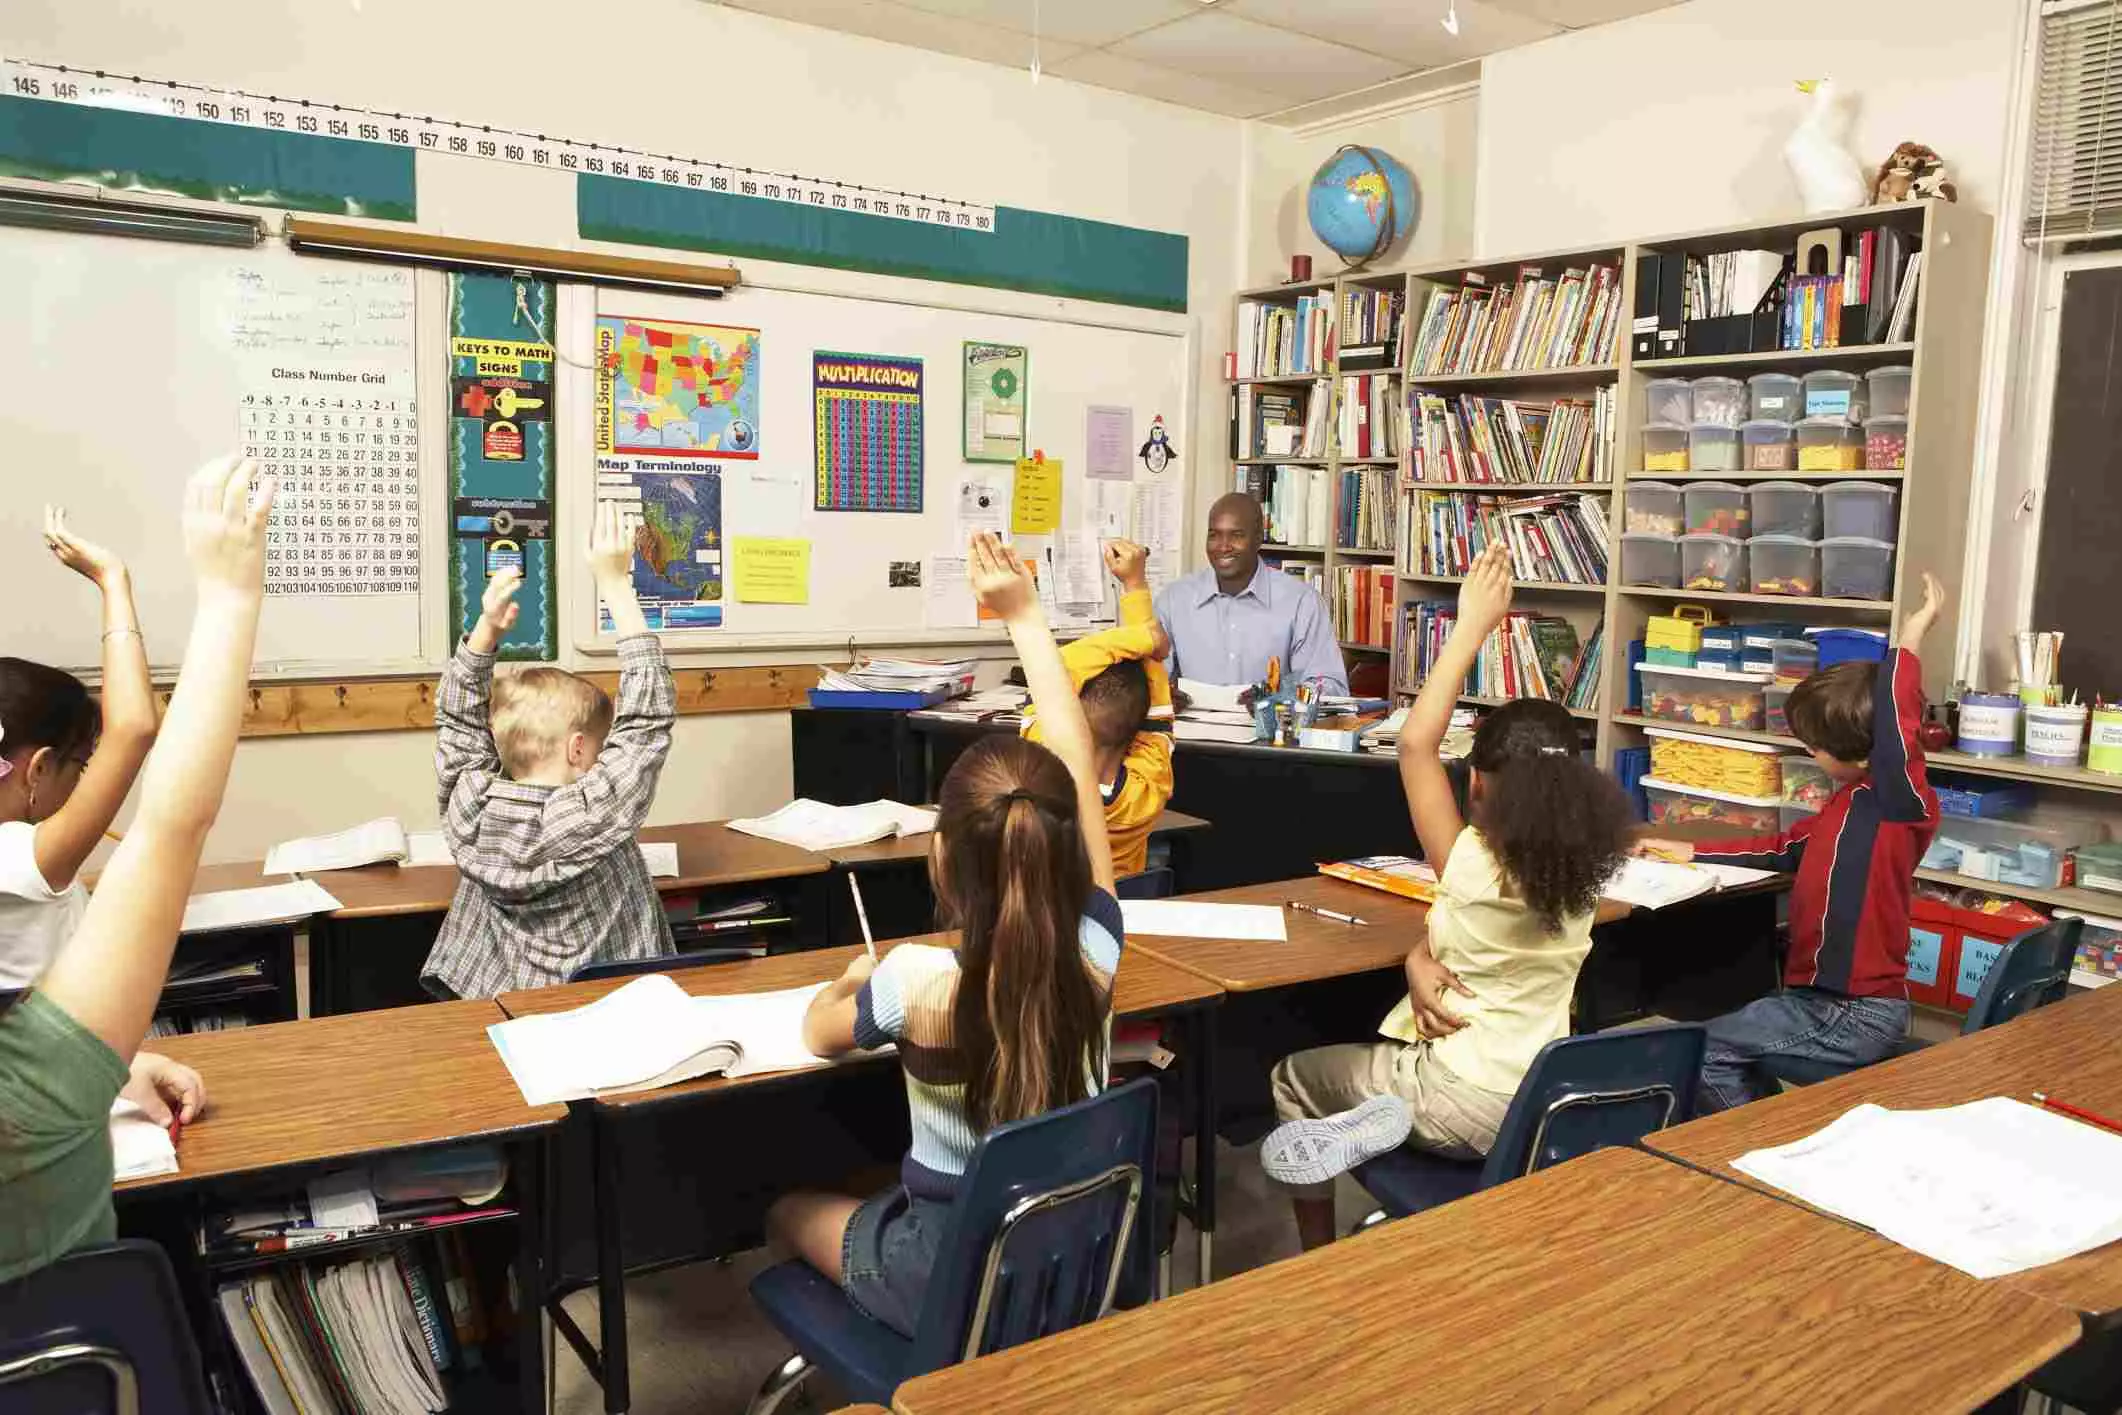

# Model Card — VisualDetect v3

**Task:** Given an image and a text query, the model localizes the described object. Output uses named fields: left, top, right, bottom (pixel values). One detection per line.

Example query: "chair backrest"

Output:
left=569, top=947, right=762, bottom=983
left=0, top=1241, right=210, bottom=1415
left=906, top=1077, right=1157, bottom=1375
left=1114, top=869, right=1175, bottom=901
left=1962, top=916, right=2082, bottom=1035
left=1479, top=1024, right=1708, bottom=1187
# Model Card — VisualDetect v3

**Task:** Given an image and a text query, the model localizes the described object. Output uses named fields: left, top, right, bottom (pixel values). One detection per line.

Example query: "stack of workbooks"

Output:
left=1237, top=463, right=1333, bottom=547
left=1171, top=678, right=1260, bottom=744
left=811, top=657, right=975, bottom=710
left=1337, top=464, right=1398, bottom=553
left=1402, top=604, right=1603, bottom=708
left=1405, top=389, right=1615, bottom=485
left=1405, top=491, right=1610, bottom=585
left=1408, top=264, right=1622, bottom=375
left=1229, top=381, right=1325, bottom=459
left=1234, top=293, right=1335, bottom=378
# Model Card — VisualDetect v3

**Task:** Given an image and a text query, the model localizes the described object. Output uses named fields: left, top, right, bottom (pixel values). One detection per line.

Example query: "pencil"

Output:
left=2032, top=1091, right=2122, bottom=1137
left=847, top=872, right=876, bottom=960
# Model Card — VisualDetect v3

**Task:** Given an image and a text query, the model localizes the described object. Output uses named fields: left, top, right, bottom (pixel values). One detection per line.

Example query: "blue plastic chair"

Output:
left=1351, top=1024, right=1706, bottom=1224
left=1114, top=868, right=1175, bottom=900
left=0, top=1240, right=211, bottom=1414
left=568, top=946, right=764, bottom=983
left=745, top=1076, right=1158, bottom=1413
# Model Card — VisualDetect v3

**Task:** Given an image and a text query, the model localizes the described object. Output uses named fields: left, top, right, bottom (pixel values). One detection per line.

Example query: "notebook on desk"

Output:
left=728, top=798, right=938, bottom=852
left=265, top=818, right=410, bottom=875
left=1318, top=856, right=1439, bottom=903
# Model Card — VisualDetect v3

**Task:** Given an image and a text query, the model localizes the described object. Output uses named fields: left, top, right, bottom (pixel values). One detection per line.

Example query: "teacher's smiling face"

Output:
left=1205, top=492, right=1263, bottom=595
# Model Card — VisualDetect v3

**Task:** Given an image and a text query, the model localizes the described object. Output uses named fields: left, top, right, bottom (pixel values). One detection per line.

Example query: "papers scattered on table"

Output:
left=1120, top=899, right=1287, bottom=942
left=730, top=799, right=938, bottom=852
left=1732, top=1098, right=2122, bottom=1279
left=181, top=879, right=343, bottom=934
left=264, top=818, right=409, bottom=875
left=109, top=1097, right=178, bottom=1181
left=1601, top=859, right=1776, bottom=910
left=1174, top=679, right=1251, bottom=713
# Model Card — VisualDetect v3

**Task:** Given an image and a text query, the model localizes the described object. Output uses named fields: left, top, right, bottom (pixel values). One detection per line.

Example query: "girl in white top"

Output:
left=1259, top=543, right=1635, bottom=1249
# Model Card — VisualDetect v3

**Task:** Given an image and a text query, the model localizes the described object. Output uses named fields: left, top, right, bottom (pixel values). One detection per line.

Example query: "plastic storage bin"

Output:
left=1621, top=532, right=1681, bottom=588
left=2074, top=842, right=2122, bottom=895
left=1741, top=419, right=1797, bottom=472
left=1747, top=481, right=1822, bottom=538
left=1866, top=365, right=1913, bottom=419
left=1921, top=815, right=2106, bottom=891
left=2061, top=909, right=2122, bottom=983
left=1679, top=532, right=1747, bottom=591
left=1683, top=482, right=1749, bottom=535
left=1642, top=778, right=1781, bottom=835
left=1646, top=609, right=1711, bottom=665
left=1642, top=423, right=1689, bottom=473
left=1766, top=683, right=1793, bottom=735
left=1796, top=417, right=1865, bottom=472
left=1821, top=536, right=1896, bottom=601
left=1803, top=369, right=1867, bottom=420
left=1781, top=756, right=1834, bottom=813
left=1821, top=481, right=1900, bottom=541
left=1689, top=423, right=1741, bottom=473
left=1811, top=627, right=1889, bottom=667
left=1647, top=728, right=1786, bottom=797
left=1772, top=638, right=1819, bottom=683
left=1748, top=535, right=1821, bottom=596
left=1690, top=376, right=1748, bottom=429
left=1635, top=663, right=1772, bottom=730
left=1931, top=776, right=2035, bottom=819
left=1864, top=416, right=1909, bottom=471
left=1624, top=481, right=1684, bottom=535
left=1645, top=378, right=1693, bottom=426
left=1749, top=372, right=1804, bottom=421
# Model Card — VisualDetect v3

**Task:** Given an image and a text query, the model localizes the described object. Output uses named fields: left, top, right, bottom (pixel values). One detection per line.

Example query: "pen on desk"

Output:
left=848, top=872, right=876, bottom=960
left=1287, top=900, right=1368, bottom=926
left=2032, top=1092, right=2122, bottom=1137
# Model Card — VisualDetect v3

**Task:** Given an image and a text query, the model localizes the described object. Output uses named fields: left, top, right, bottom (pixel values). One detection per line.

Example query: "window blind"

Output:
left=2028, top=0, right=2122, bottom=241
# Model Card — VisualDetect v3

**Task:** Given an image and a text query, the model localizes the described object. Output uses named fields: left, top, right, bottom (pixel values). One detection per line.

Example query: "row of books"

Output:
left=1402, top=604, right=1605, bottom=710
left=1229, top=382, right=1327, bottom=460
left=1338, top=465, right=1398, bottom=554
left=1408, top=264, right=1623, bottom=375
left=1781, top=260, right=1922, bottom=349
left=1265, top=556, right=1323, bottom=595
left=1239, top=464, right=1333, bottom=548
left=147, top=1009, right=253, bottom=1038
left=1339, top=285, right=1406, bottom=365
left=1406, top=388, right=1615, bottom=485
left=1332, top=564, right=1395, bottom=648
left=1235, top=293, right=1334, bottom=378
left=1403, top=491, right=1611, bottom=585
left=1335, top=373, right=1404, bottom=460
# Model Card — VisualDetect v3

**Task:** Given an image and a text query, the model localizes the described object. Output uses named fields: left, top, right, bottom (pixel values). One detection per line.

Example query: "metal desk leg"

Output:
left=592, top=1109, right=630, bottom=1415
left=1193, top=1005, right=1218, bottom=1289
left=514, top=1136, right=546, bottom=1415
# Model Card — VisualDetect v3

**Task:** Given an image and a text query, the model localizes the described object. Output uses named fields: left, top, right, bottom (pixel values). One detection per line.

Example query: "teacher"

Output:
left=1154, top=493, right=1348, bottom=694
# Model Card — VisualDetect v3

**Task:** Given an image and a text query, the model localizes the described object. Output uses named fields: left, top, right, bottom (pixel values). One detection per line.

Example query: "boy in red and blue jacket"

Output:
left=1643, top=573, right=1946, bottom=1110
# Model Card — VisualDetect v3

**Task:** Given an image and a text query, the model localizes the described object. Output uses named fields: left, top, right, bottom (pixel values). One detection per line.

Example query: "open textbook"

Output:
left=729, top=799, right=938, bottom=853
left=1600, top=858, right=1777, bottom=910
left=265, top=818, right=410, bottom=875
left=181, top=879, right=343, bottom=934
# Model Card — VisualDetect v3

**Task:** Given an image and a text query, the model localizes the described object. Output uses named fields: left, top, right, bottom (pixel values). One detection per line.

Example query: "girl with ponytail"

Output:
left=767, top=532, right=1121, bottom=1337
left=1260, top=542, right=1633, bottom=1249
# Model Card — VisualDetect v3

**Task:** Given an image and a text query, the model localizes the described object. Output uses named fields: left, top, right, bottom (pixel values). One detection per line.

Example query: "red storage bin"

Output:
left=1910, top=894, right=2049, bottom=1013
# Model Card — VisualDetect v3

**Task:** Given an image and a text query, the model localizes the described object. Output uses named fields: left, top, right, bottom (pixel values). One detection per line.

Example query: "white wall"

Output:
left=5, top=0, right=1250, bottom=861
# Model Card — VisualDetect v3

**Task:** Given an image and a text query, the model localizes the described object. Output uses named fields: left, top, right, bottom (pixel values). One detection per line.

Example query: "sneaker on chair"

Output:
left=1259, top=1095, right=1414, bottom=1188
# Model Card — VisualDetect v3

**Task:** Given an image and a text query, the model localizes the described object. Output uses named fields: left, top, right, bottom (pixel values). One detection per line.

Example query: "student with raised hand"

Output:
left=1258, top=542, right=1635, bottom=1248
left=764, top=530, right=1122, bottom=1338
left=0, top=455, right=273, bottom=1282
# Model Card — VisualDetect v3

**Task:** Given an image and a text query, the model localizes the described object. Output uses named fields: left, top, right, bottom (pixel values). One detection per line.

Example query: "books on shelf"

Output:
left=1238, top=463, right=1332, bottom=548
left=1333, top=373, right=1404, bottom=460
left=1331, top=564, right=1395, bottom=649
left=1404, top=490, right=1610, bottom=585
left=1230, top=381, right=1326, bottom=459
left=1406, top=388, right=1615, bottom=485
left=1338, top=465, right=1398, bottom=553
left=1684, top=249, right=1785, bottom=322
left=1339, top=284, right=1406, bottom=366
left=727, top=799, right=937, bottom=852
left=1235, top=292, right=1335, bottom=378
left=1402, top=604, right=1604, bottom=710
left=1408, top=263, right=1622, bottom=375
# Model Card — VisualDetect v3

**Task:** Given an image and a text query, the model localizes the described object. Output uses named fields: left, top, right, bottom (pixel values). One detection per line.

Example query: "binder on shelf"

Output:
left=807, top=686, right=953, bottom=710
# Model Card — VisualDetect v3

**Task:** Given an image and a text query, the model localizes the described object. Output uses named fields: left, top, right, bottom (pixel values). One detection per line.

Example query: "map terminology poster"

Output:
left=814, top=351, right=924, bottom=513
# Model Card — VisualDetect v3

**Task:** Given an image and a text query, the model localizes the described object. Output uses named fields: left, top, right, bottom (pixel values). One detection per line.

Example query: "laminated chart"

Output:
left=814, top=351, right=925, bottom=513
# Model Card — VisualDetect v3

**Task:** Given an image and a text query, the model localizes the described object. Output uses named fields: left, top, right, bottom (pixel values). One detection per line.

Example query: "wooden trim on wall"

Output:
left=284, top=217, right=741, bottom=293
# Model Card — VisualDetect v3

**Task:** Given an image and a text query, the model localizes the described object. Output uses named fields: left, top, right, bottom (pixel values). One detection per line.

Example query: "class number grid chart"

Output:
left=241, top=391, right=421, bottom=596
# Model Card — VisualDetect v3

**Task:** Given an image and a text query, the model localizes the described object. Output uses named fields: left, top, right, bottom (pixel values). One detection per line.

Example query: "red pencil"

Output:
left=2032, top=1092, right=2122, bottom=1137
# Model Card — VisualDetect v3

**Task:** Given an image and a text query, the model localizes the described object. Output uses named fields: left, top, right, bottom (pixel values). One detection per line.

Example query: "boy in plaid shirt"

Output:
left=421, top=503, right=676, bottom=998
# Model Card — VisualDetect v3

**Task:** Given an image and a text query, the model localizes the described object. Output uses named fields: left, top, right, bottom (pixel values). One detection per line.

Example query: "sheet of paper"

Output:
left=1051, top=530, right=1105, bottom=610
left=731, top=536, right=812, bottom=604
left=1088, top=479, right=1133, bottom=539
left=405, top=831, right=453, bottom=867
left=1131, top=477, right=1185, bottom=589
left=109, top=1098, right=179, bottom=1181
left=306, top=1169, right=379, bottom=1230
left=696, top=983, right=836, bottom=1078
left=727, top=465, right=808, bottom=537
left=1011, top=456, right=1063, bottom=534
left=954, top=473, right=1010, bottom=541
left=639, top=841, right=680, bottom=878
left=487, top=973, right=730, bottom=1105
left=181, top=880, right=343, bottom=934
left=1696, top=863, right=1777, bottom=888
left=1086, top=405, right=1134, bottom=480
left=1120, top=899, right=1288, bottom=942
left=925, top=554, right=977, bottom=629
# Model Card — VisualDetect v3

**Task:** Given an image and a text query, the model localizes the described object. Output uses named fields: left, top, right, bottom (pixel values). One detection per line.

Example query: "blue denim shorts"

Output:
left=841, top=1184, right=950, bottom=1339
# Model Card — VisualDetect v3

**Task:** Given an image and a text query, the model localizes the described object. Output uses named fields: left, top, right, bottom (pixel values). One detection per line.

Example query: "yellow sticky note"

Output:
left=1011, top=456, right=1062, bottom=534
left=732, top=537, right=812, bottom=604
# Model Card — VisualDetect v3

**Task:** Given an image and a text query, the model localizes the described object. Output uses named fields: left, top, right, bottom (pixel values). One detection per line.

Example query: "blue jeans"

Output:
left=1698, top=989, right=1910, bottom=1113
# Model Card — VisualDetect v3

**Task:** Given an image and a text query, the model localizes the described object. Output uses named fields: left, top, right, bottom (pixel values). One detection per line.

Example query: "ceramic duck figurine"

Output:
left=1785, top=79, right=1868, bottom=214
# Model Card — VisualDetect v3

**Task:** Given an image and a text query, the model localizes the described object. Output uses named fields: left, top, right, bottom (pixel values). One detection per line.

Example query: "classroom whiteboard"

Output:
left=0, top=223, right=435, bottom=675
left=566, top=281, right=1191, bottom=652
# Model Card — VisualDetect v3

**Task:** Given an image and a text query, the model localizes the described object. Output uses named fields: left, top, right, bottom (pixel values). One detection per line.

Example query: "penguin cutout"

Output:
left=1139, top=414, right=1176, bottom=474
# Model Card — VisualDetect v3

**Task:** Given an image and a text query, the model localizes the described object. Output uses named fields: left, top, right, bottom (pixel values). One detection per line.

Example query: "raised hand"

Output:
left=587, top=500, right=637, bottom=585
left=183, top=456, right=274, bottom=597
left=1899, top=570, right=1947, bottom=651
left=44, top=507, right=128, bottom=589
left=481, top=567, right=523, bottom=634
left=1456, top=540, right=1514, bottom=638
left=1103, top=537, right=1150, bottom=591
left=969, top=532, right=1038, bottom=623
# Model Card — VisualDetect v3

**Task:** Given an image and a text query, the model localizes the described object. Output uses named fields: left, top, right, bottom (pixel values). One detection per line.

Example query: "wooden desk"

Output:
left=890, top=1147, right=2082, bottom=1415
left=1648, top=982, right=2122, bottom=1323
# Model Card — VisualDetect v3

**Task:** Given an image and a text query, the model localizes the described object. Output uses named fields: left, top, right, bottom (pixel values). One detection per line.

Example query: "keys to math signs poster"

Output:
left=448, top=272, right=557, bottom=660
left=813, top=351, right=924, bottom=513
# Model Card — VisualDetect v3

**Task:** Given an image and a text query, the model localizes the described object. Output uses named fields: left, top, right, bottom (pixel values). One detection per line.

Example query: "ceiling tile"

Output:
left=1483, top=0, right=1687, bottom=27
left=888, top=0, right=1197, bottom=48
left=1109, top=10, right=1406, bottom=106
left=1223, top=0, right=1558, bottom=68
left=1044, top=48, right=1283, bottom=120
left=724, top=0, right=1079, bottom=70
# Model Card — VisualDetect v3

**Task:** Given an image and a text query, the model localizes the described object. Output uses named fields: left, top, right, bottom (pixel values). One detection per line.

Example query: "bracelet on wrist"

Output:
left=102, top=627, right=142, bottom=641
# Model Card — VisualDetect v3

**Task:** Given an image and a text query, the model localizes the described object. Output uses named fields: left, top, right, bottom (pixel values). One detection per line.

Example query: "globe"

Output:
left=1307, top=145, right=1419, bottom=269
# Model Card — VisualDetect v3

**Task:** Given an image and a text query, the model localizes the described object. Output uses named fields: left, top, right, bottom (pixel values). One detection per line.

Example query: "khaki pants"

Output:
left=1268, top=1042, right=1512, bottom=1199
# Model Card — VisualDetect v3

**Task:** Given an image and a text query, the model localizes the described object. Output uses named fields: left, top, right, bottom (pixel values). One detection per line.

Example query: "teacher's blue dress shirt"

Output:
left=1153, top=563, right=1348, bottom=693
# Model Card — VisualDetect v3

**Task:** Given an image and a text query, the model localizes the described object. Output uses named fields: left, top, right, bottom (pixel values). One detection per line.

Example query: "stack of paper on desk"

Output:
left=180, top=879, right=343, bottom=934
left=729, top=799, right=938, bottom=852
left=1120, top=899, right=1287, bottom=941
left=109, top=1097, right=178, bottom=1181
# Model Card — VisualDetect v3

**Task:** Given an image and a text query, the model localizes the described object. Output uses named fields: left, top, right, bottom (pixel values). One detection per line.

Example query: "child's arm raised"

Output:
left=1873, top=571, right=1943, bottom=823
left=971, top=532, right=1115, bottom=893
left=1398, top=541, right=1513, bottom=871
left=436, top=567, right=516, bottom=825
left=38, top=458, right=271, bottom=1059
left=31, top=511, right=159, bottom=891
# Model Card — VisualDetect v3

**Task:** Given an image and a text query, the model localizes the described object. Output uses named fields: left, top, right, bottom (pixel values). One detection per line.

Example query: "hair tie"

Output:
left=0, top=724, right=10, bottom=781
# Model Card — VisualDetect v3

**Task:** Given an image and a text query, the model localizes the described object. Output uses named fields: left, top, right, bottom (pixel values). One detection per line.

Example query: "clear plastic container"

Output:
left=1803, top=369, right=1867, bottom=421
left=1624, top=481, right=1684, bottom=535
left=1781, top=756, right=1834, bottom=813
left=1621, top=532, right=1681, bottom=588
left=1766, top=683, right=1793, bottom=735
left=1647, top=728, right=1786, bottom=797
left=1635, top=664, right=1773, bottom=730
left=1747, top=481, right=1822, bottom=538
left=1642, top=423, right=1690, bottom=473
left=1741, top=419, right=1797, bottom=472
left=1645, top=378, right=1693, bottom=426
left=1748, top=535, right=1821, bottom=596
left=1864, top=415, right=1909, bottom=471
left=1772, top=638, right=1819, bottom=683
left=1690, top=376, right=1748, bottom=429
left=1922, top=815, right=2107, bottom=890
left=1683, top=481, right=1749, bottom=536
left=1821, top=481, right=1900, bottom=541
left=1796, top=417, right=1865, bottom=472
left=1680, top=532, right=1747, bottom=591
left=1820, top=536, right=1897, bottom=601
left=1866, top=365, right=1913, bottom=418
left=1642, top=778, right=1781, bottom=835
left=1688, top=424, right=1741, bottom=472
left=1749, top=372, right=1804, bottom=422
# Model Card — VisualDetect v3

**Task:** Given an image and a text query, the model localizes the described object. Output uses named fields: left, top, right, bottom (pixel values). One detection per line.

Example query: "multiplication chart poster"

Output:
left=813, top=351, right=924, bottom=513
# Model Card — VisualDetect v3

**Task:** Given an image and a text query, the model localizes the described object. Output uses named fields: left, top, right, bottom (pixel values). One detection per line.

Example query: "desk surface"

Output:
left=495, top=937, right=1222, bottom=1109
left=822, top=808, right=1213, bottom=868
left=124, top=1001, right=564, bottom=1191
left=889, top=1147, right=2081, bottom=1415
left=1649, top=981, right=2122, bottom=1318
